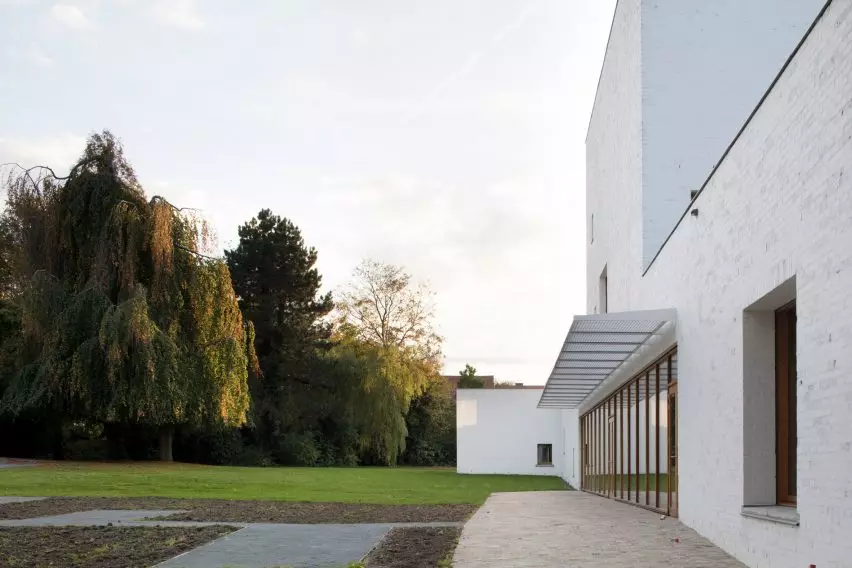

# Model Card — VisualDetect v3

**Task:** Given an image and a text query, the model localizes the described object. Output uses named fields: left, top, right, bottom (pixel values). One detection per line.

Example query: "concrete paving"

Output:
left=0, top=496, right=46, bottom=504
left=0, top=509, right=228, bottom=528
left=452, top=491, right=745, bottom=568
left=0, top=507, right=461, bottom=568
left=156, top=523, right=396, bottom=568
left=0, top=458, right=38, bottom=469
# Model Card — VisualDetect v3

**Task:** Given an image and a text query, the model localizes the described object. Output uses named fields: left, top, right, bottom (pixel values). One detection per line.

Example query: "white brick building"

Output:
left=459, top=1, right=851, bottom=566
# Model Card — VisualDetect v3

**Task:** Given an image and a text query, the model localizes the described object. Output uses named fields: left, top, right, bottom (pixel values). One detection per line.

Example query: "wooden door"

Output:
left=667, top=381, right=678, bottom=517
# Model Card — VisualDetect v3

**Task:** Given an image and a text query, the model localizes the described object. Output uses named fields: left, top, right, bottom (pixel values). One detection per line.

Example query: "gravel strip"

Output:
left=0, top=525, right=235, bottom=568
left=363, top=526, right=462, bottom=568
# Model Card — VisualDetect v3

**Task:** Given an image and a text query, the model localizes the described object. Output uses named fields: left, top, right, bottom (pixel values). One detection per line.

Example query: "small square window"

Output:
left=537, top=443, right=553, bottom=466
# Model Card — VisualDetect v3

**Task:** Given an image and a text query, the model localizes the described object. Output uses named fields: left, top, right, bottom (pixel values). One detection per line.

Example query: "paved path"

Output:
left=0, top=507, right=460, bottom=567
left=0, top=496, right=45, bottom=504
left=452, top=491, right=745, bottom=568
left=156, top=523, right=396, bottom=568
left=0, top=458, right=38, bottom=469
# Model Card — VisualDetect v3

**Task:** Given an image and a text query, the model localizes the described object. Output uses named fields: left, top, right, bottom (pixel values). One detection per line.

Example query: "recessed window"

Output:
left=599, top=266, right=608, bottom=314
left=776, top=301, right=797, bottom=505
left=590, top=214, right=595, bottom=244
left=537, top=443, right=553, bottom=466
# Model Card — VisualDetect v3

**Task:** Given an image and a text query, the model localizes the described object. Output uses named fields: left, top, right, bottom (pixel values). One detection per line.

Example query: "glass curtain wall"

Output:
left=580, top=348, right=678, bottom=516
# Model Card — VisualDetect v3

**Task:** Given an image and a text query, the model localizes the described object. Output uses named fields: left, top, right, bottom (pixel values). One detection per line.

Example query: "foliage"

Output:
left=0, top=134, right=461, bottom=468
left=402, top=377, right=456, bottom=466
left=0, top=462, right=568, bottom=503
left=330, top=260, right=445, bottom=464
left=336, top=259, right=441, bottom=361
left=0, top=132, right=254, bottom=457
left=225, top=209, right=339, bottom=464
left=457, top=364, right=484, bottom=388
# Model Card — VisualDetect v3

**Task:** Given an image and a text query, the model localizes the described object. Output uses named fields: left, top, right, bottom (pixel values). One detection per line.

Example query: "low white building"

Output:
left=458, top=1, right=852, bottom=566
left=456, top=388, right=577, bottom=479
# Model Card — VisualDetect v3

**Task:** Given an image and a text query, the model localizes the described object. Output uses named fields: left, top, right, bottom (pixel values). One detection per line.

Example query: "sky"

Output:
left=0, top=0, right=616, bottom=385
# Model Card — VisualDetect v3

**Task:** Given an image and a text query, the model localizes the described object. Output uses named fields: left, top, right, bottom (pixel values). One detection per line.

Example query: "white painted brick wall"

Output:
left=586, top=1, right=852, bottom=566
left=586, top=0, right=643, bottom=316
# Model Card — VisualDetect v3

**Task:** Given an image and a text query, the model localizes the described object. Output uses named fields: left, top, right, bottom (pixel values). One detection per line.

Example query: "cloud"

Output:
left=29, top=44, right=55, bottom=67
left=154, top=0, right=204, bottom=30
left=49, top=3, right=92, bottom=29
left=352, top=29, right=370, bottom=48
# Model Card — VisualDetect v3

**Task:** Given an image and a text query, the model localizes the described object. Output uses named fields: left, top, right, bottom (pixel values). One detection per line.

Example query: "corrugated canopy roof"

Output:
left=538, top=309, right=676, bottom=409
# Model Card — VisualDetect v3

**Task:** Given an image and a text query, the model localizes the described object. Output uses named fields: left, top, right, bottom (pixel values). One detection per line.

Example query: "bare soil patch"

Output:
left=0, top=497, right=476, bottom=524
left=0, top=525, right=234, bottom=568
left=363, top=526, right=462, bottom=568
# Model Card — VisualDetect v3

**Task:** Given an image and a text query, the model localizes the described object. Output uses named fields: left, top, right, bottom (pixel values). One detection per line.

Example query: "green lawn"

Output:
left=0, top=462, right=567, bottom=504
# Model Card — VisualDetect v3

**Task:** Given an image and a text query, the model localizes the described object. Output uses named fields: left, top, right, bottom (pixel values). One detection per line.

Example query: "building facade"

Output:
left=456, top=389, right=575, bottom=477
left=537, top=1, right=852, bottom=567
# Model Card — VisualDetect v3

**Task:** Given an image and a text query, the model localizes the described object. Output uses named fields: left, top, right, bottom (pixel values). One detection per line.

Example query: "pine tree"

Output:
left=225, top=210, right=334, bottom=459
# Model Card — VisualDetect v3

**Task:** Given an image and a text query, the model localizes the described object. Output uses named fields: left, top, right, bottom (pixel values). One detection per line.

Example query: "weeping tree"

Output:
left=0, top=131, right=256, bottom=460
left=334, top=260, right=443, bottom=464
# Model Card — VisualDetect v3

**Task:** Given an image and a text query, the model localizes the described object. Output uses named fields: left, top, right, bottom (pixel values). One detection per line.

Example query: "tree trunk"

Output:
left=159, top=426, right=174, bottom=462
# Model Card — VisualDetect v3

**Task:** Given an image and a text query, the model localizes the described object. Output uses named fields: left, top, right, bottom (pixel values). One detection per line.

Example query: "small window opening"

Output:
left=537, top=443, right=553, bottom=466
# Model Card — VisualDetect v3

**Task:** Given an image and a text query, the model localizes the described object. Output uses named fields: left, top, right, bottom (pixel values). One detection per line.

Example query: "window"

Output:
left=590, top=214, right=595, bottom=243
left=537, top=443, right=553, bottom=466
left=776, top=301, right=797, bottom=505
left=599, top=266, right=608, bottom=314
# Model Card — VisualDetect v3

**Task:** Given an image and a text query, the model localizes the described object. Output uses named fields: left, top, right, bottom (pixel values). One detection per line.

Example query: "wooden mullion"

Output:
left=635, top=378, right=640, bottom=503
left=655, top=363, right=661, bottom=509
left=612, top=391, right=621, bottom=497
left=619, top=389, right=624, bottom=499
left=645, top=371, right=650, bottom=505
left=627, top=380, right=632, bottom=501
left=594, top=406, right=599, bottom=494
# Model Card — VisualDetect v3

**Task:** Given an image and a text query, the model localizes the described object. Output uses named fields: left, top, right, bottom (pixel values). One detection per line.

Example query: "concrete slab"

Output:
left=0, top=458, right=38, bottom=469
left=0, top=509, right=227, bottom=528
left=0, top=506, right=462, bottom=567
left=452, top=491, right=745, bottom=568
left=156, top=523, right=395, bottom=568
left=0, top=497, right=47, bottom=504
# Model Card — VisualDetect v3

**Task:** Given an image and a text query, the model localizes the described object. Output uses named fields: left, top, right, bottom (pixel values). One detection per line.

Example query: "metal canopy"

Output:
left=537, top=309, right=676, bottom=409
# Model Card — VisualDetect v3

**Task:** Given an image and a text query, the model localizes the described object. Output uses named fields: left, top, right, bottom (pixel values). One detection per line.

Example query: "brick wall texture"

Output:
left=584, top=1, right=852, bottom=566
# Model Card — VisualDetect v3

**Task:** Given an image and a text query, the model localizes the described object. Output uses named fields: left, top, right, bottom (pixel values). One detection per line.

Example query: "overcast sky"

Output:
left=0, top=0, right=616, bottom=384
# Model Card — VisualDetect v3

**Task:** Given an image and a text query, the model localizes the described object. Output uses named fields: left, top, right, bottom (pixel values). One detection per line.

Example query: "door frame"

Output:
left=667, top=380, right=678, bottom=517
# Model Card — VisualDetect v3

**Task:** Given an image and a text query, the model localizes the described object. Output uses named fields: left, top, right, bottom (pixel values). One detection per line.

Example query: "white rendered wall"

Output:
left=640, top=0, right=824, bottom=268
left=584, top=2, right=852, bottom=566
left=456, top=389, right=565, bottom=476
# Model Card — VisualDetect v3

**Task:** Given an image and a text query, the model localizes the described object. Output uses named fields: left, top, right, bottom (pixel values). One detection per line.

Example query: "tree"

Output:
left=458, top=363, right=484, bottom=388
left=0, top=131, right=255, bottom=461
left=337, top=259, right=441, bottom=361
left=334, top=260, right=443, bottom=464
left=225, top=210, right=334, bottom=460
left=402, top=375, right=456, bottom=466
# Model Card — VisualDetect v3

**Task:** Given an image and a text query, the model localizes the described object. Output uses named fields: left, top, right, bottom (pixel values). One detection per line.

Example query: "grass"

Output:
left=0, top=462, right=566, bottom=504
